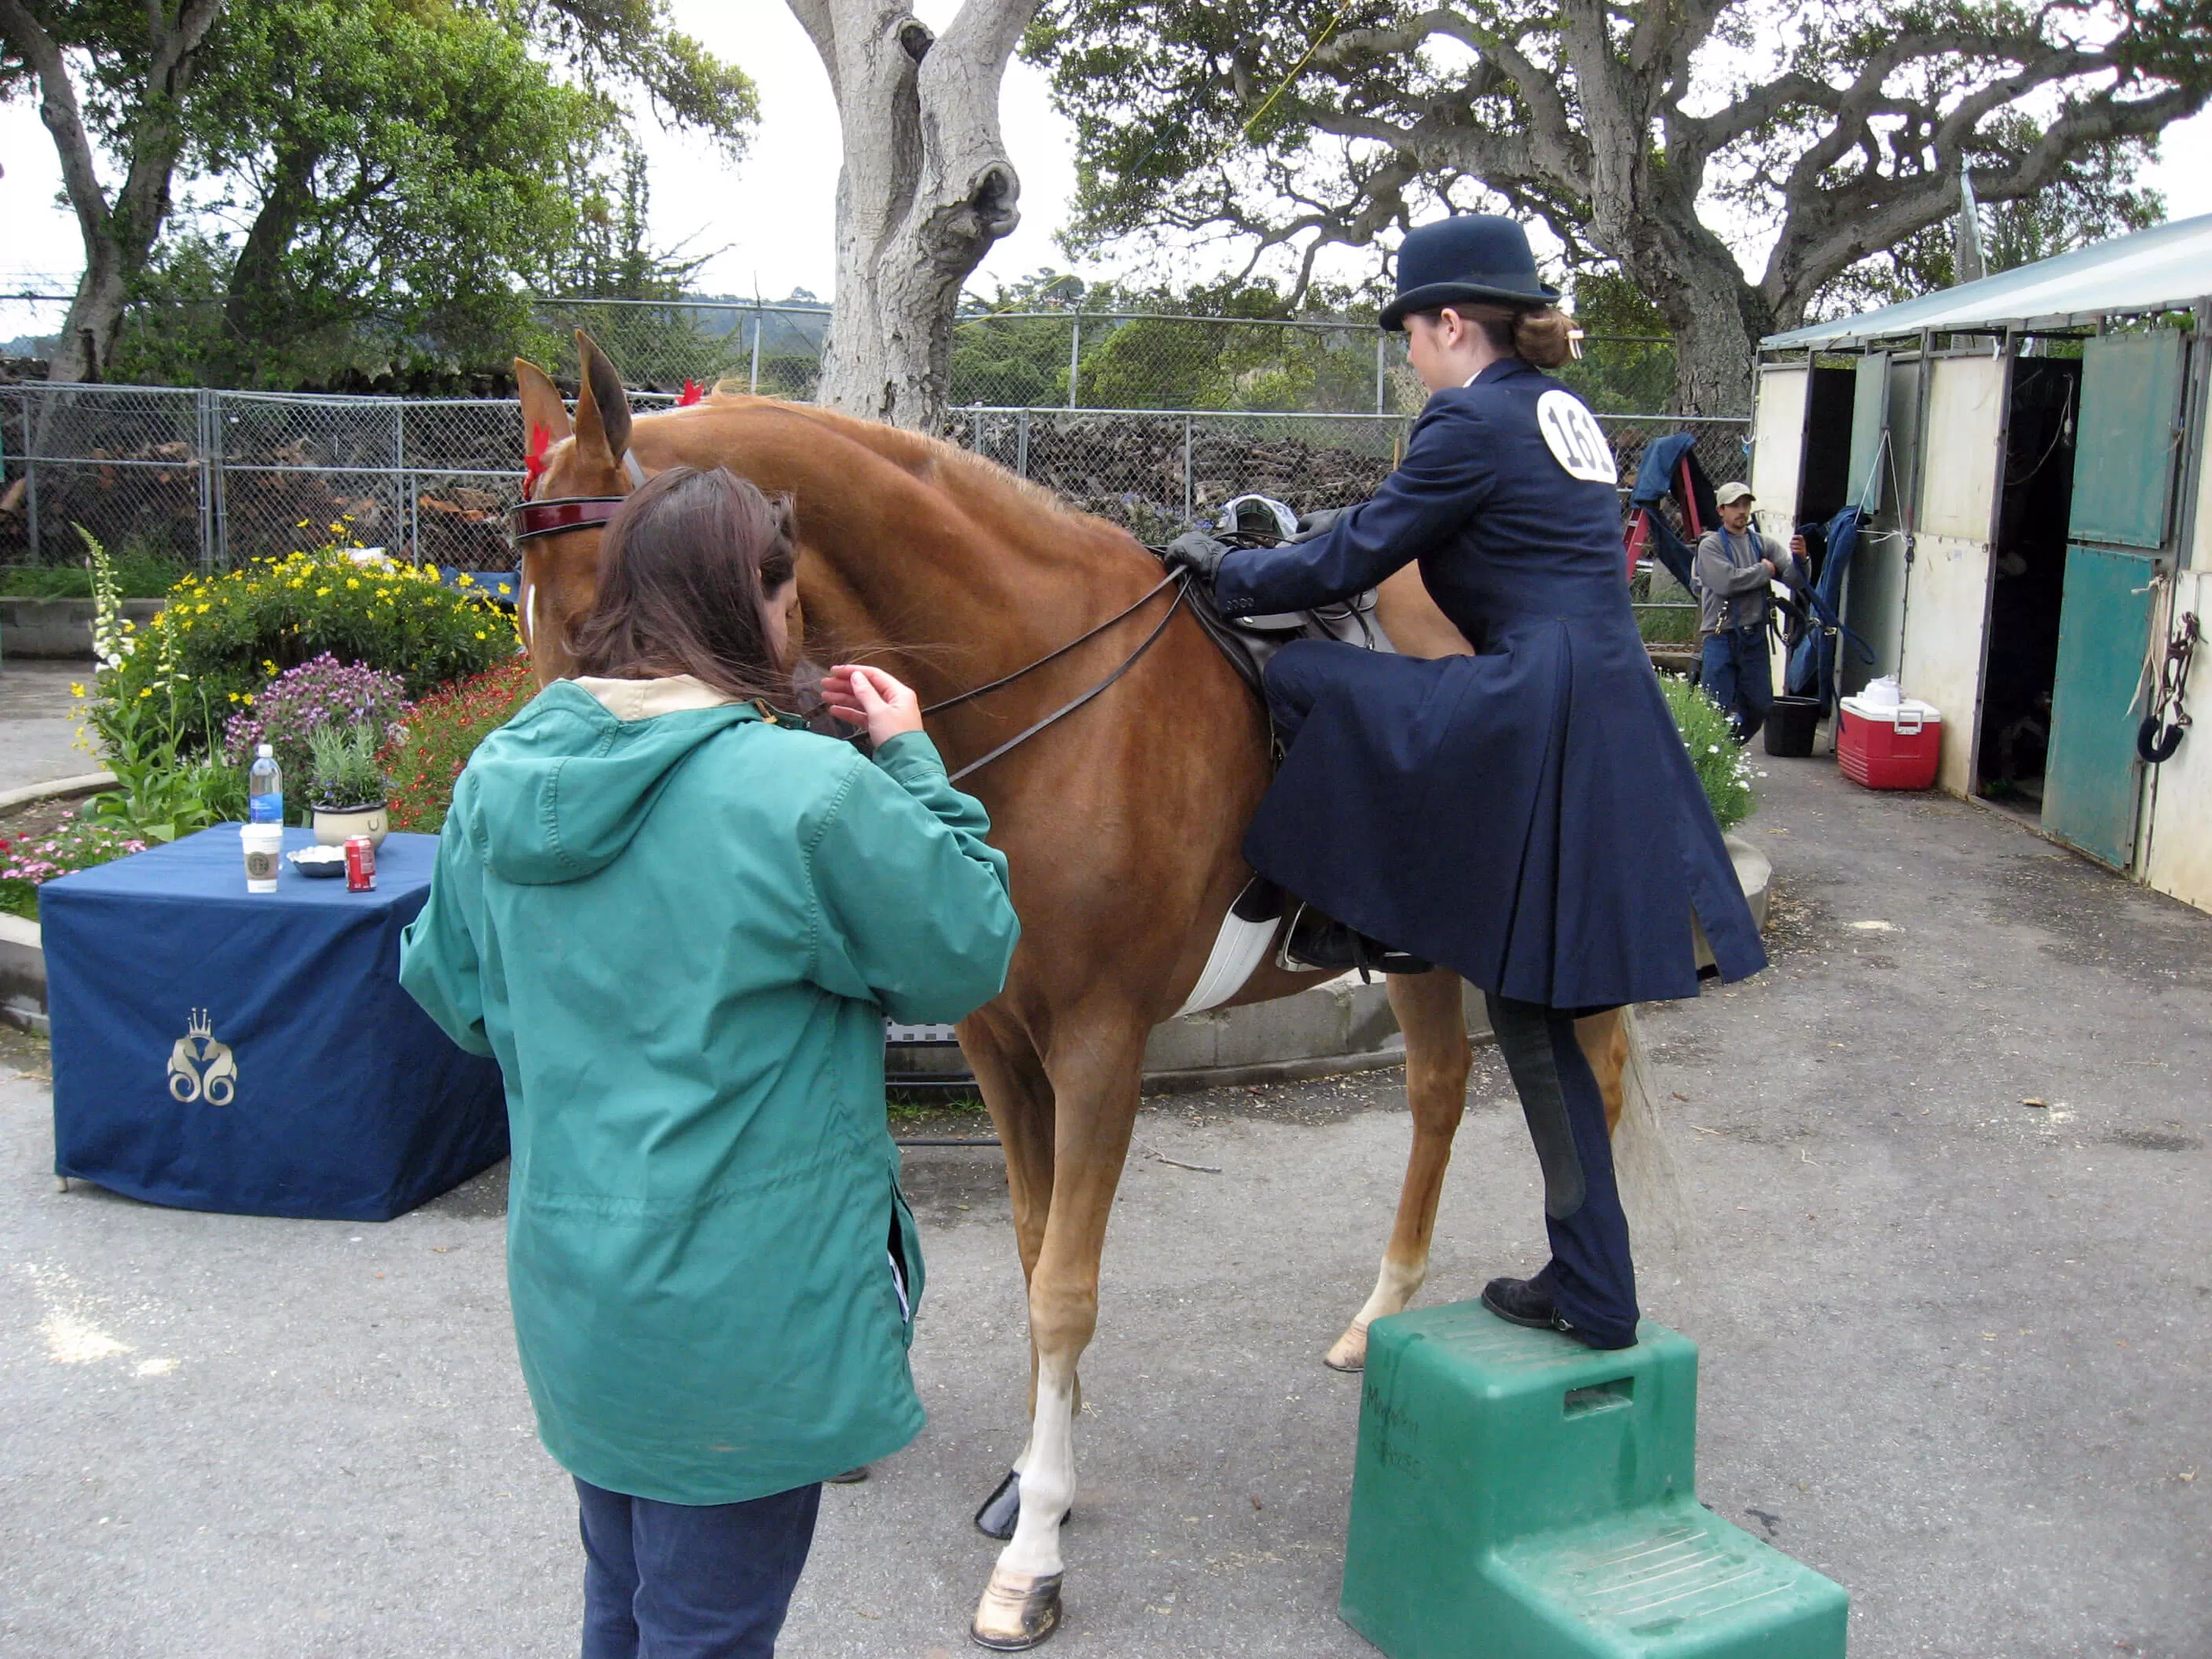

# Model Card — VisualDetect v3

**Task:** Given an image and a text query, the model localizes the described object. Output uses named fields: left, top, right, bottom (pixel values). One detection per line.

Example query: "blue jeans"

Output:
left=577, top=1477, right=822, bottom=1659
left=1701, top=625, right=1772, bottom=742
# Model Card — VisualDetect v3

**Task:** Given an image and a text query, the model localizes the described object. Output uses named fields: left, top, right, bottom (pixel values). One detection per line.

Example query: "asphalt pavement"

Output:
left=0, top=663, right=95, bottom=793
left=0, top=755, right=2206, bottom=1657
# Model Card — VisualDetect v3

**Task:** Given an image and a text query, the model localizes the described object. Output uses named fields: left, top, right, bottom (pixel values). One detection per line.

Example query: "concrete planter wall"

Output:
left=2, top=597, right=166, bottom=660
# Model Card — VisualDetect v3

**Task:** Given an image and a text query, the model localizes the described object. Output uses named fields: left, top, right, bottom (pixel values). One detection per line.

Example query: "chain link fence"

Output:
left=529, top=299, right=1686, bottom=418
left=1, top=380, right=1746, bottom=596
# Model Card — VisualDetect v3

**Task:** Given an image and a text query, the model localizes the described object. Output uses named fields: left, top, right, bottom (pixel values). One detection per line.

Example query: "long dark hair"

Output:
left=569, top=465, right=798, bottom=704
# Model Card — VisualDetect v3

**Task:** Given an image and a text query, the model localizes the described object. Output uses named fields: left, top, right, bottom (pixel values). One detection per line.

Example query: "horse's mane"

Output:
left=697, top=388, right=1091, bottom=530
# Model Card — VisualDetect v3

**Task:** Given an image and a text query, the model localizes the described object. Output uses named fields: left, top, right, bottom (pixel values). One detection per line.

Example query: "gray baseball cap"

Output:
left=1716, top=482, right=1755, bottom=506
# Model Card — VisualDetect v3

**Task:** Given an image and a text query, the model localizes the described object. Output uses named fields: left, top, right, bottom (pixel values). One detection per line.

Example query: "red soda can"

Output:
left=344, top=835, right=378, bottom=892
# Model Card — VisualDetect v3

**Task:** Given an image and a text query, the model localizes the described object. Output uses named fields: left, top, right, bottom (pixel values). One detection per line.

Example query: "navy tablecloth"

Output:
left=42, top=825, right=507, bottom=1221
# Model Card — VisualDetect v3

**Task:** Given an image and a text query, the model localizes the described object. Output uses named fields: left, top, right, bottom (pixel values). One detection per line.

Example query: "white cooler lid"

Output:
left=1841, top=694, right=1941, bottom=723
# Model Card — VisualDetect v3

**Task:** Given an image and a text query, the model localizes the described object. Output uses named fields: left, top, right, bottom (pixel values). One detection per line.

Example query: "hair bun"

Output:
left=1514, top=308, right=1575, bottom=370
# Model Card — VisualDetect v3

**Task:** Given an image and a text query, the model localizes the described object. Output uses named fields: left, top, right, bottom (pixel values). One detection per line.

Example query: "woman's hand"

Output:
left=822, top=664, right=925, bottom=746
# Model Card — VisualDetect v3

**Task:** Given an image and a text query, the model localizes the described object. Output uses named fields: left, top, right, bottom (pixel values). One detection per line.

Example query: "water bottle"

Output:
left=247, top=743, right=283, bottom=825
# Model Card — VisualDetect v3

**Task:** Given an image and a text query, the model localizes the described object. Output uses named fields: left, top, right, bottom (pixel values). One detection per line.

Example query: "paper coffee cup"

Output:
left=241, top=822, right=284, bottom=893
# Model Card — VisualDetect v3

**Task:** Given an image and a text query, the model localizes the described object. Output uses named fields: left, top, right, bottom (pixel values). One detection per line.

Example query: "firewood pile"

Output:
left=955, top=412, right=1402, bottom=539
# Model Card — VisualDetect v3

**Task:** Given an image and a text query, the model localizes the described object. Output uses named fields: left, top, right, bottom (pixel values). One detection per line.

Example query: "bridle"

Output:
left=500, top=440, right=1192, bottom=785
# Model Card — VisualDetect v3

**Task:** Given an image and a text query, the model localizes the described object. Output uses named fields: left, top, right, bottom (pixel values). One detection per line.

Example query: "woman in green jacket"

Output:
left=399, top=465, right=1020, bottom=1658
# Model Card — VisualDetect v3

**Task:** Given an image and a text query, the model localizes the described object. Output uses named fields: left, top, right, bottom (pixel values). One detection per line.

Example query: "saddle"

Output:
left=1170, top=494, right=1397, bottom=708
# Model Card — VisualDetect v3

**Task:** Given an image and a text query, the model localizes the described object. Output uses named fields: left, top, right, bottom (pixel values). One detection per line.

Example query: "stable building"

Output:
left=1754, top=212, right=2212, bottom=914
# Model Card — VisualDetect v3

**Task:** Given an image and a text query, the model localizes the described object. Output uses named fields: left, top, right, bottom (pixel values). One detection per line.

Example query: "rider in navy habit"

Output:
left=1166, top=216, right=1766, bottom=1351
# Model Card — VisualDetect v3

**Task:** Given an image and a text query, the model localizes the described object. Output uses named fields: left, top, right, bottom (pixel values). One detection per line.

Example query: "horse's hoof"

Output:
left=1324, top=1323, right=1368, bottom=1372
left=973, top=1470, right=1070, bottom=1540
left=969, top=1569, right=1063, bottom=1650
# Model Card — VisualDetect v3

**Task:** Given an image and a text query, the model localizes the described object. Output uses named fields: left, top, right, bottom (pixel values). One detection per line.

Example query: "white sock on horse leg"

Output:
left=998, top=1365, right=1075, bottom=1580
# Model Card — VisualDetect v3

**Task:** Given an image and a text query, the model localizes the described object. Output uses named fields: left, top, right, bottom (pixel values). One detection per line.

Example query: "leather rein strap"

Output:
left=936, top=574, right=1188, bottom=784
left=504, top=467, right=1192, bottom=784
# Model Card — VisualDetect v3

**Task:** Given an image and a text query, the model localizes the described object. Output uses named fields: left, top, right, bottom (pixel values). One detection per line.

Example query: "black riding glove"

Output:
left=1290, top=507, right=1343, bottom=543
left=1163, top=529, right=1232, bottom=587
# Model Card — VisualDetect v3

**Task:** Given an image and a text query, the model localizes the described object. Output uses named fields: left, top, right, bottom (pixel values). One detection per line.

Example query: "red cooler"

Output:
left=1837, top=694, right=1941, bottom=789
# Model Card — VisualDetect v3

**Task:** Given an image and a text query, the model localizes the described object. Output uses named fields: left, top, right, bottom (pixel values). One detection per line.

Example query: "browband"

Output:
left=506, top=494, right=627, bottom=545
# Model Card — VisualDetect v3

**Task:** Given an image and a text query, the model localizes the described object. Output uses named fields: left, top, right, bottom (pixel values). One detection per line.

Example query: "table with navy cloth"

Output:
left=42, top=825, right=507, bottom=1221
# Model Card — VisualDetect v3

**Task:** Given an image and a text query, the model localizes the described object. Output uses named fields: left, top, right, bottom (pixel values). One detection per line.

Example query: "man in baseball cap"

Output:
left=1694, top=483, right=1807, bottom=742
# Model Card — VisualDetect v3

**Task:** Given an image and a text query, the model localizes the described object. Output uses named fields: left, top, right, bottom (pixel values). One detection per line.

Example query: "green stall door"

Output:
left=2042, top=546, right=2157, bottom=869
left=2068, top=331, right=2184, bottom=549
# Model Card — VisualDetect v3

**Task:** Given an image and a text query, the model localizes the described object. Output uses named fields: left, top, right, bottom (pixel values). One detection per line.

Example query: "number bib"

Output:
left=1536, top=389, right=1617, bottom=484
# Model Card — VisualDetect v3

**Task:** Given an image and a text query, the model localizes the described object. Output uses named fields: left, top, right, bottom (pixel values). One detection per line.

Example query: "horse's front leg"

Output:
left=970, top=1018, right=1146, bottom=1651
left=958, top=1007, right=1057, bottom=1540
left=1326, top=969, right=1473, bottom=1372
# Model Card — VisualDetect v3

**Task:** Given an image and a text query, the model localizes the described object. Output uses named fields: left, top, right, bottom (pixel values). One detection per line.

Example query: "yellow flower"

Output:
left=328, top=522, right=344, bottom=535
left=262, top=660, right=278, bottom=676
left=138, top=687, right=152, bottom=699
left=496, top=582, right=511, bottom=595
left=317, top=587, right=331, bottom=597
left=296, top=519, right=310, bottom=529
left=456, top=573, right=474, bottom=586
left=342, top=513, right=356, bottom=522
left=243, top=694, right=255, bottom=707
left=69, top=682, right=85, bottom=698
left=228, top=691, right=241, bottom=703
left=475, top=630, right=487, bottom=639
left=289, top=578, right=304, bottom=590
left=196, top=602, right=211, bottom=613
left=346, top=577, right=361, bottom=590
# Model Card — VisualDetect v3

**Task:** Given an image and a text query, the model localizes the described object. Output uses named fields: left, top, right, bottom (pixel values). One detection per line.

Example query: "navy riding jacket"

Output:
left=1214, top=358, right=1765, bottom=1007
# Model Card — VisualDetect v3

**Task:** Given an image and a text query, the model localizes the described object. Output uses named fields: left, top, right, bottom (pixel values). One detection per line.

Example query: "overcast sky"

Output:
left=7, top=0, right=2212, bottom=321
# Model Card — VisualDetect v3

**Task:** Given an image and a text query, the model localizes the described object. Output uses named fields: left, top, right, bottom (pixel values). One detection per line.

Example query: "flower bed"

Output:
left=98, top=540, right=517, bottom=756
left=1660, top=673, right=1757, bottom=831
left=383, top=658, right=540, bottom=833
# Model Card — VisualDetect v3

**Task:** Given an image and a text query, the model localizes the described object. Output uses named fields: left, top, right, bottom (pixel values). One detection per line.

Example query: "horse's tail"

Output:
left=1610, top=1005, right=1697, bottom=1258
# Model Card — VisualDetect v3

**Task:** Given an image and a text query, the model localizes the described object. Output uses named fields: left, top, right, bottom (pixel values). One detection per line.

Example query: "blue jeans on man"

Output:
left=1701, top=624, right=1773, bottom=743
left=577, top=1477, right=820, bottom=1658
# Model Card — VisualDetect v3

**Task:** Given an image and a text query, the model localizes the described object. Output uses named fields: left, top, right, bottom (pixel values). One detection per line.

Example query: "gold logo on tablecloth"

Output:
left=167, top=1009, right=238, bottom=1105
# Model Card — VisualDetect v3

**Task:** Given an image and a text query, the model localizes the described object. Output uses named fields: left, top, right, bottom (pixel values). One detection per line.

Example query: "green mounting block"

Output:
left=1342, top=1302, right=1848, bottom=1658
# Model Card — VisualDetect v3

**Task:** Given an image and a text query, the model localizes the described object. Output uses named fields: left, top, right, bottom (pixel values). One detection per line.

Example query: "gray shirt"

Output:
left=1694, top=527, right=1800, bottom=638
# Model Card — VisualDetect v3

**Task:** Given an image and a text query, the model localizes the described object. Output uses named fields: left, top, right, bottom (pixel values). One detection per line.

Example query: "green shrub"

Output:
left=0, top=541, right=189, bottom=599
left=1659, top=673, right=1756, bottom=831
left=382, top=658, right=540, bottom=833
left=96, top=543, right=518, bottom=757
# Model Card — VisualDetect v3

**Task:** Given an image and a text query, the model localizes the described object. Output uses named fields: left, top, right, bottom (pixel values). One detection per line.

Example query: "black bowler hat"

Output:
left=1379, top=215, right=1559, bottom=331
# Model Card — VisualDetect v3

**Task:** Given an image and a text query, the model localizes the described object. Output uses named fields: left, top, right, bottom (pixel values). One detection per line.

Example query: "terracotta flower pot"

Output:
left=312, top=803, right=390, bottom=848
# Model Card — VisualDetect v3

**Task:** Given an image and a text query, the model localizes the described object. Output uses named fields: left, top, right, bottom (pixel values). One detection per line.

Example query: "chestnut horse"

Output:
left=509, top=335, right=1654, bottom=1649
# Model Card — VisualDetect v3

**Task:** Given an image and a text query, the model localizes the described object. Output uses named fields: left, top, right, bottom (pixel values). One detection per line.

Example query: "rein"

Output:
left=506, top=460, right=1194, bottom=784
left=936, top=575, right=1188, bottom=785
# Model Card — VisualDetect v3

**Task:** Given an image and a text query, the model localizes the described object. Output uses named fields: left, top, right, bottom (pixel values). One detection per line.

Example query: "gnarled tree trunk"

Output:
left=2, top=0, right=223, bottom=384
left=789, top=0, right=1037, bottom=430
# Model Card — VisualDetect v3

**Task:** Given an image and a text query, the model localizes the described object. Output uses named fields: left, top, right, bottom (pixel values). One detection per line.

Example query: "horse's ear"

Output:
left=573, top=329, right=632, bottom=473
left=514, top=357, right=572, bottom=446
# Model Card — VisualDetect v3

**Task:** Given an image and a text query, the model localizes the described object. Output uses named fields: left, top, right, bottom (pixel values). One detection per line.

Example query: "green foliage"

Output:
left=383, top=658, right=539, bottom=833
left=0, top=544, right=189, bottom=599
left=306, top=721, right=390, bottom=811
left=1659, top=676, right=1756, bottom=832
left=1022, top=0, right=2211, bottom=409
left=97, top=548, right=515, bottom=758
left=13, top=0, right=758, bottom=390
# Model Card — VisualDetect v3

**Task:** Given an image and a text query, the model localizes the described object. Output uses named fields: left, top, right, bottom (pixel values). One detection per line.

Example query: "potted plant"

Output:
left=307, top=720, right=391, bottom=848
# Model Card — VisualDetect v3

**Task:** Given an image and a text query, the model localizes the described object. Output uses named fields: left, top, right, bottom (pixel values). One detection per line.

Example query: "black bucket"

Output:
left=1764, top=696, right=1822, bottom=758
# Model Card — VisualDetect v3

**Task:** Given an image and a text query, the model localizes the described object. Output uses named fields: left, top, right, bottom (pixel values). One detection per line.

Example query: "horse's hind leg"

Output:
left=971, top=1015, right=1147, bottom=1650
left=1325, top=969, right=1472, bottom=1372
left=1575, top=1007, right=1630, bottom=1133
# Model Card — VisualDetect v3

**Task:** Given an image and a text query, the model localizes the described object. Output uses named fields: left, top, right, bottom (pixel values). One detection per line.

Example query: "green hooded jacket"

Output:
left=397, top=676, right=1018, bottom=1504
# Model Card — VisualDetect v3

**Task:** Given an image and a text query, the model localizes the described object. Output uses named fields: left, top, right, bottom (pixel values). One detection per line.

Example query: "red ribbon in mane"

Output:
left=677, top=379, right=705, bottom=407
left=523, top=423, right=552, bottom=497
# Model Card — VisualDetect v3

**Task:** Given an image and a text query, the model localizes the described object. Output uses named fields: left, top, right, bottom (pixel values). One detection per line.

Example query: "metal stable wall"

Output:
left=1899, top=353, right=2008, bottom=796
left=2137, top=350, right=2212, bottom=911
